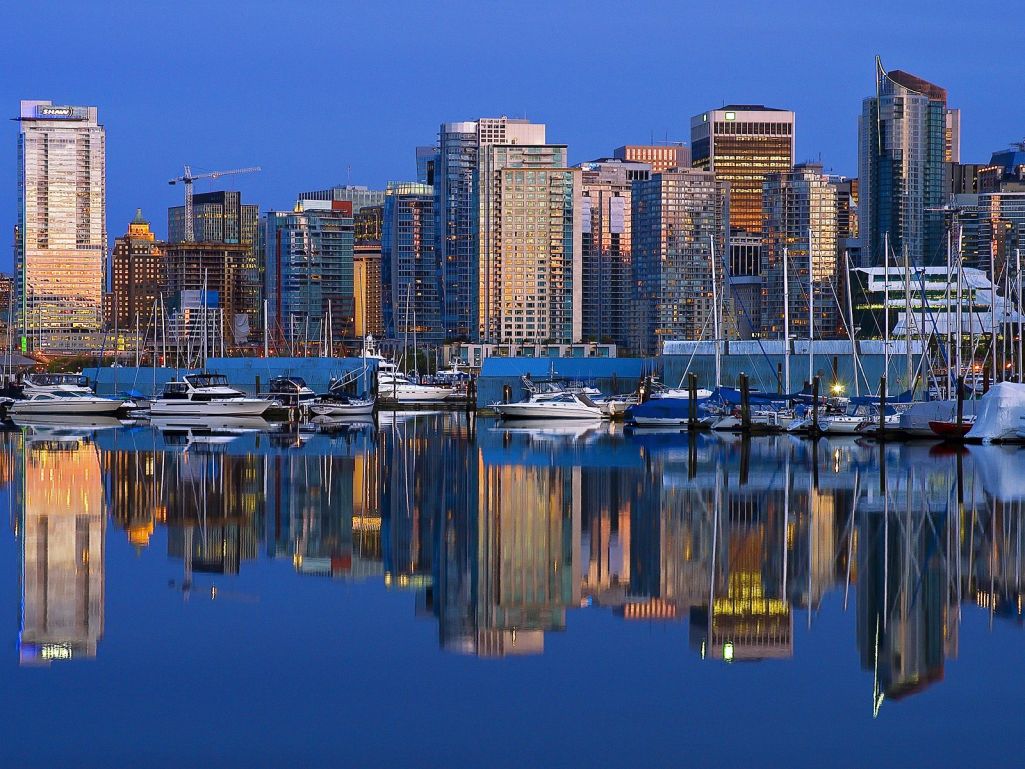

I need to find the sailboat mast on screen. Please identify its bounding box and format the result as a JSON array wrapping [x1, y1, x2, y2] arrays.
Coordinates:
[[883, 234, 890, 391], [783, 245, 791, 393], [1017, 248, 1023, 381], [845, 251, 860, 397], [710, 235, 721, 388], [808, 229, 814, 384]]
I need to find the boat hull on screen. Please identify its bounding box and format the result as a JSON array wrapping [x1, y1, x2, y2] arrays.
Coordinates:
[[149, 398, 273, 417], [494, 404, 603, 420], [311, 400, 376, 416], [10, 398, 123, 416], [378, 386, 453, 403]]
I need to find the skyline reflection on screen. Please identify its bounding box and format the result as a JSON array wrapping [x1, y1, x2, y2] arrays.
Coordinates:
[[7, 416, 1025, 714]]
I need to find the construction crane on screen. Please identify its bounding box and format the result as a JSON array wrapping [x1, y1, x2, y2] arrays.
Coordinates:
[[168, 164, 261, 242]]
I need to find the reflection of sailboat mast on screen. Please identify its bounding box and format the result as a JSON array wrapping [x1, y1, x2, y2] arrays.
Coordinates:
[[843, 468, 860, 612], [782, 449, 790, 598]]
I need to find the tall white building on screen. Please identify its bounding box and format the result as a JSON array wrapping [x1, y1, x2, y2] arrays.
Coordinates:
[[17, 100, 106, 351]]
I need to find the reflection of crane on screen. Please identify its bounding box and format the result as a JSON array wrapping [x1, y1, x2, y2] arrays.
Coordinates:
[[168, 164, 261, 242]]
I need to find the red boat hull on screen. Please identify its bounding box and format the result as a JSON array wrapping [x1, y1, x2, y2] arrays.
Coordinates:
[[929, 420, 971, 439]]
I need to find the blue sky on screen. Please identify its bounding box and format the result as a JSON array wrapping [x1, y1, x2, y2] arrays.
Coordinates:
[[2, 0, 1021, 267]]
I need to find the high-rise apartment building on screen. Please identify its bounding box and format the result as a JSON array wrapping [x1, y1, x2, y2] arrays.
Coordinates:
[[614, 143, 690, 173], [632, 169, 729, 354], [162, 241, 249, 349], [16, 100, 106, 352], [381, 182, 442, 344], [111, 209, 164, 330], [478, 142, 582, 344], [262, 199, 356, 348], [859, 58, 957, 266], [762, 163, 840, 340], [577, 158, 648, 349], [690, 105, 795, 236], [435, 117, 547, 341], [354, 244, 384, 338]]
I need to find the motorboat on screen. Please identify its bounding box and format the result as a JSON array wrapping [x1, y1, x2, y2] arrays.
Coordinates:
[[149, 373, 274, 416], [360, 334, 452, 403], [311, 386, 376, 416], [931, 417, 975, 439], [9, 390, 124, 417], [591, 393, 638, 418], [268, 376, 316, 407], [377, 365, 453, 403], [493, 391, 606, 420]]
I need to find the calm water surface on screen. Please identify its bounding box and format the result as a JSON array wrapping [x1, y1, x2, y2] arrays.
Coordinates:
[[1, 413, 1024, 768]]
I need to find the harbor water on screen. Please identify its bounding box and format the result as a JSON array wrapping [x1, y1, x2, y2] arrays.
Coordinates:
[[1, 414, 1024, 767]]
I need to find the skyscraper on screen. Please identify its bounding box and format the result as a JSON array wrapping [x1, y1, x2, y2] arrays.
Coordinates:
[[16, 100, 106, 352], [168, 190, 258, 246], [690, 105, 795, 237], [168, 190, 260, 333], [381, 182, 442, 344], [262, 199, 355, 349], [435, 117, 547, 342], [577, 158, 648, 349], [632, 169, 730, 354], [859, 58, 957, 266], [478, 141, 582, 344], [762, 163, 840, 341], [111, 209, 164, 330]]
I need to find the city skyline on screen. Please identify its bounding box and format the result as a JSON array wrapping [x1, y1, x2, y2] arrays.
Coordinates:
[[2, 1, 1022, 271]]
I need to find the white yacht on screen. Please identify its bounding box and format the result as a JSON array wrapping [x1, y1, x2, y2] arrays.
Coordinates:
[[150, 373, 274, 416], [360, 335, 453, 404], [311, 390, 376, 417], [493, 391, 606, 421], [8, 373, 124, 417], [376, 363, 453, 403]]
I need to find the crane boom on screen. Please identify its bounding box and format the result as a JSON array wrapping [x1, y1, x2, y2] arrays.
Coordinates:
[[168, 164, 261, 242]]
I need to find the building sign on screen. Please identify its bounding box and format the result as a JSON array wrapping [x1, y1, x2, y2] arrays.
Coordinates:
[[34, 105, 79, 120]]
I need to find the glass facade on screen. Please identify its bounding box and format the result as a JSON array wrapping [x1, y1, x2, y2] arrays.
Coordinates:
[[578, 160, 638, 350], [859, 59, 952, 267], [16, 101, 106, 351], [435, 118, 548, 343], [436, 123, 479, 342], [261, 201, 355, 347], [478, 144, 581, 344], [631, 169, 729, 355], [690, 106, 794, 237], [957, 192, 1025, 273], [381, 183, 442, 344], [762, 164, 841, 340]]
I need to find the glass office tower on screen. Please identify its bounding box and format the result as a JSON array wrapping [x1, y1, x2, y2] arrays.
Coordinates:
[[859, 58, 957, 266], [690, 105, 794, 237], [631, 169, 729, 355], [381, 182, 442, 345], [435, 117, 547, 342], [762, 163, 840, 340], [262, 200, 356, 345], [16, 100, 106, 351]]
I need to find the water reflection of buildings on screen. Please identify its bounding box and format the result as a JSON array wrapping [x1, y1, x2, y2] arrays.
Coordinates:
[[17, 415, 1025, 707], [19, 431, 105, 664]]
